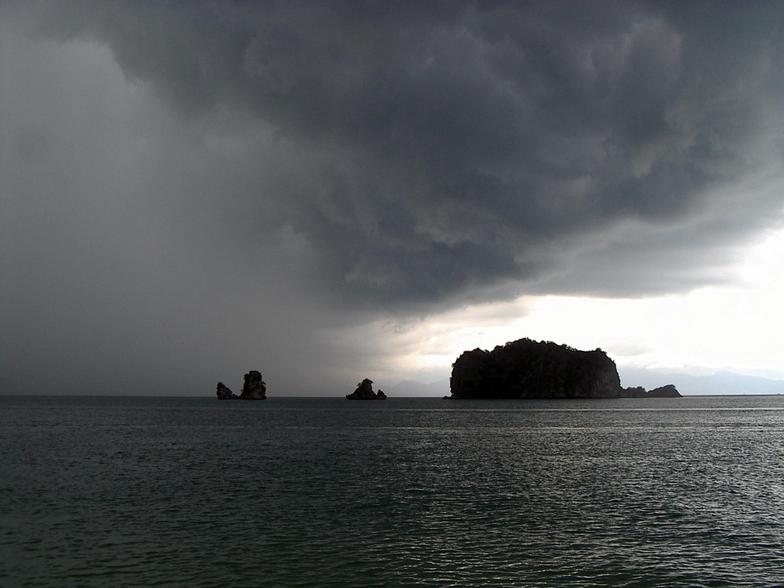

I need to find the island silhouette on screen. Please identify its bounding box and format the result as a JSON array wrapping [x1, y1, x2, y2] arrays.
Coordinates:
[[216, 370, 267, 399], [216, 339, 679, 399], [449, 338, 680, 399], [346, 378, 387, 400]]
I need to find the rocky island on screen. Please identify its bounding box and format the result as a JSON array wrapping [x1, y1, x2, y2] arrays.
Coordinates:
[[346, 378, 387, 400], [449, 338, 680, 399], [216, 370, 267, 399]]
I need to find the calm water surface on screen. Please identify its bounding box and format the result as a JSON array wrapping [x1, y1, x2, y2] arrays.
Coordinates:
[[2, 395, 784, 586]]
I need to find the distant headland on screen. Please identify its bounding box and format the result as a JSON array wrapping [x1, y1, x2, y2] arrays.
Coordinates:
[[449, 338, 680, 399]]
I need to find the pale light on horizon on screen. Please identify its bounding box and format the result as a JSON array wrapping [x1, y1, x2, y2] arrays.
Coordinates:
[[397, 225, 784, 382]]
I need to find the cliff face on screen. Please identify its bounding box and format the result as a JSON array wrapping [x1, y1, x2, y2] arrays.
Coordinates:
[[451, 339, 623, 399], [450, 338, 681, 399]]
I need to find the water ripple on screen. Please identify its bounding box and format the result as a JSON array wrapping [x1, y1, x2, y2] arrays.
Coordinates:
[[2, 396, 784, 586]]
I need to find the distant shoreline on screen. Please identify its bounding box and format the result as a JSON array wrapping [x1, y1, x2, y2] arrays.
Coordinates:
[[2, 393, 784, 399]]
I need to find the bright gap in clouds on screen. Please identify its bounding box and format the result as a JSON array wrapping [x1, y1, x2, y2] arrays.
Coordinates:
[[399, 226, 784, 382]]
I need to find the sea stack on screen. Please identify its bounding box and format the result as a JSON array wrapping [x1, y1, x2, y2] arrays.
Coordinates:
[[216, 382, 237, 399], [216, 370, 267, 399], [240, 370, 267, 399], [449, 338, 680, 399], [346, 378, 387, 400]]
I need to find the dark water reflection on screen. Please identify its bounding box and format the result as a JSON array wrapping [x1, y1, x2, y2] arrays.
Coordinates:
[[2, 396, 784, 586]]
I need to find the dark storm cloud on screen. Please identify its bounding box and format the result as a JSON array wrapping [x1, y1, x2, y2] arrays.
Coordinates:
[[4, 1, 784, 395], [11, 0, 784, 308]]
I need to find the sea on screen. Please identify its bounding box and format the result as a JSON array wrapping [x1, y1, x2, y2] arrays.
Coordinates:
[[2, 395, 784, 587]]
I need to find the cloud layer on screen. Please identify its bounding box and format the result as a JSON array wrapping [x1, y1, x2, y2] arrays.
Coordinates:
[[3, 1, 784, 393], [14, 2, 784, 304]]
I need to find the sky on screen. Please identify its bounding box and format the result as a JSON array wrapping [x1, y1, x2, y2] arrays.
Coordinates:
[[2, 1, 784, 396]]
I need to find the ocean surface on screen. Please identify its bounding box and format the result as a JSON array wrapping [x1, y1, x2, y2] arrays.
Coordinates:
[[2, 395, 784, 587]]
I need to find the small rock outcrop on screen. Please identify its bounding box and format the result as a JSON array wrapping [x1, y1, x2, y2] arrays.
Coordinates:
[[240, 370, 267, 399], [645, 384, 681, 398], [621, 386, 647, 398], [616, 384, 681, 398], [449, 338, 680, 399], [216, 370, 267, 399], [346, 378, 387, 400], [216, 382, 237, 400]]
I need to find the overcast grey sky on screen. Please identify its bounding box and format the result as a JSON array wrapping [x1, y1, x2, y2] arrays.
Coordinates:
[[2, 1, 784, 395]]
